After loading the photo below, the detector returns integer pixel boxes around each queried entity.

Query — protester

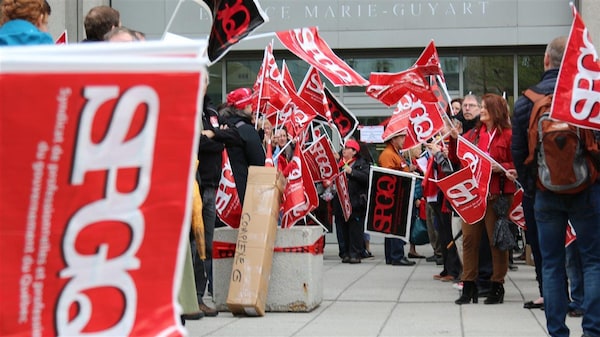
[378,130,415,266]
[425,131,462,283]
[450,97,463,116]
[219,87,265,204]
[0,0,53,46]
[273,127,292,170]
[104,26,138,42]
[451,93,517,305]
[83,5,120,42]
[332,139,370,264]
[512,35,600,337]
[405,146,426,259]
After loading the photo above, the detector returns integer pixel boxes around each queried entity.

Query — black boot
[455,281,478,304]
[484,282,505,304]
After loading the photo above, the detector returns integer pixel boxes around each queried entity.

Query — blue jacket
[511,68,559,196]
[0,19,53,46]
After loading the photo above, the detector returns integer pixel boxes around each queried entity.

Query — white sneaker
[452,281,463,290]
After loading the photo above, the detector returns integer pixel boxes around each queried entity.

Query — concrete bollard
[213,226,324,313]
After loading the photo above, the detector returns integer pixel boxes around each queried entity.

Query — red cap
[345,139,360,152]
[226,88,253,109]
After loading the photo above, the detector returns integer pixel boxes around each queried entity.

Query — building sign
[115,0,571,48]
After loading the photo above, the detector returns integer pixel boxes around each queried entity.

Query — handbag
[410,216,429,246]
[492,178,518,251]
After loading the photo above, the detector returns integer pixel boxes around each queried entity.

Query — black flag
[200,0,268,63]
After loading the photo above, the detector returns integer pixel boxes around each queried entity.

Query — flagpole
[162,0,185,40]
[306,213,329,233]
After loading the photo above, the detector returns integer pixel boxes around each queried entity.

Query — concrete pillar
[581,0,600,46]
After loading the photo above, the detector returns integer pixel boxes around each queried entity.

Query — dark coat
[511,68,559,196]
[222,114,265,203]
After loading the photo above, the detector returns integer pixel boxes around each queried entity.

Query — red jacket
[450,126,517,195]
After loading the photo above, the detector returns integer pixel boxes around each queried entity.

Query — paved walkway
[186,235,582,337]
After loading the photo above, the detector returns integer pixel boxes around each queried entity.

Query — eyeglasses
[462,103,480,109]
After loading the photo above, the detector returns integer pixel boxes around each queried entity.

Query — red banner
[0,63,203,336]
[215,150,242,228]
[552,6,600,131]
[276,26,369,87]
[213,236,325,258]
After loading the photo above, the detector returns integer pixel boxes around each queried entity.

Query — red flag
[435,136,493,224]
[0,58,203,336]
[280,145,318,228]
[215,150,243,228]
[55,30,67,44]
[413,40,445,81]
[366,68,437,107]
[276,26,369,87]
[552,5,600,131]
[381,93,445,150]
[335,172,352,221]
[435,166,488,224]
[254,43,290,112]
[303,135,338,183]
[456,136,493,197]
[509,188,527,230]
[430,75,450,115]
[298,66,331,121]
[324,87,359,141]
[199,0,268,63]
[565,222,577,247]
[265,141,274,167]
[281,60,297,94]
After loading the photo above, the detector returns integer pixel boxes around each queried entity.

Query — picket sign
[0,41,208,337]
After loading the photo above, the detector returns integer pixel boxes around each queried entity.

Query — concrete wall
[46,0,110,43]
[581,0,600,47]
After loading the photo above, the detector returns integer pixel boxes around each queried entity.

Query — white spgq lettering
[460,151,479,174]
[295,28,353,83]
[57,85,159,336]
[447,178,478,207]
[409,100,434,141]
[571,27,600,124]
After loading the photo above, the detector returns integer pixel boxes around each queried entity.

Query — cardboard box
[214,226,324,313]
[226,166,285,316]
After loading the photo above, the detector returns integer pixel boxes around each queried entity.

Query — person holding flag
[378,130,416,266]
[450,93,518,305]
[219,87,266,204]
[332,139,370,264]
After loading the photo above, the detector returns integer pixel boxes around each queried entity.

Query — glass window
[517,55,544,93]
[225,60,261,92]
[206,62,222,105]
[463,55,513,98]
[440,56,459,91]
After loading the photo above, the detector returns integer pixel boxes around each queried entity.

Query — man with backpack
[512,36,600,337]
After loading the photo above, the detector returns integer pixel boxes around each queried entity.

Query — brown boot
[199,302,219,317]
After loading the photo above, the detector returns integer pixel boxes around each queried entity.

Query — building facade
[45,0,597,123]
